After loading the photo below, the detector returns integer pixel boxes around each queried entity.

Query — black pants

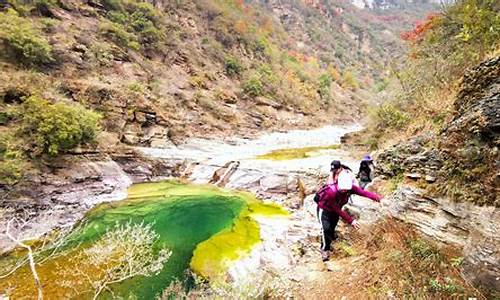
[317,207,339,251]
[360,179,371,189]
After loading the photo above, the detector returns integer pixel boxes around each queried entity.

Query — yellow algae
[126,180,247,200]
[190,200,288,279]
[190,214,260,279]
[0,180,288,299]
[247,201,288,217]
[255,144,340,160]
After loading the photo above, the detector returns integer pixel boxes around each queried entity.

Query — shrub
[89,42,114,66]
[407,238,443,262]
[342,70,359,90]
[100,21,140,50]
[318,73,332,100]
[242,76,264,98]
[0,133,26,184]
[106,10,128,24]
[18,96,101,156]
[100,0,124,11]
[189,73,209,89]
[0,9,53,65]
[224,56,243,77]
[428,277,462,294]
[102,1,164,48]
[33,0,58,16]
[374,103,410,130]
[327,64,342,83]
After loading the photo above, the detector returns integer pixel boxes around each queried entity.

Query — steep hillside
[0,0,438,186]
[254,0,438,86]
[361,0,499,205]
[0,0,364,185]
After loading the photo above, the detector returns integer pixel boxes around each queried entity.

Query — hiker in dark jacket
[317,170,382,261]
[357,155,374,189]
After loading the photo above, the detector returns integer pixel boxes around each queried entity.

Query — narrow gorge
[1,0,498,298]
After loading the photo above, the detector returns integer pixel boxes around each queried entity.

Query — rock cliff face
[387,187,499,291]
[375,56,500,292]
[378,56,500,206]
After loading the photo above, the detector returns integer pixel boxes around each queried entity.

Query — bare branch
[5,218,43,300]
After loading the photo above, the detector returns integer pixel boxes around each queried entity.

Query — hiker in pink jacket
[316,170,383,261]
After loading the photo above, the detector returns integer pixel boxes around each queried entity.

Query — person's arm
[351,185,382,202]
[330,204,354,224]
[324,188,354,224]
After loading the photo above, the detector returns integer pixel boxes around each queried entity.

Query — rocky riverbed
[1,122,498,296]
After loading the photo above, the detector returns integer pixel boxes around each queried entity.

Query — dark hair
[331,160,352,172]
[341,164,352,171]
[330,160,341,171]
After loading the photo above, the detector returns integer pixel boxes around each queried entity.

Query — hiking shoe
[321,250,329,261]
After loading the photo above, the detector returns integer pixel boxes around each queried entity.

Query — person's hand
[375,194,384,202]
[351,220,360,230]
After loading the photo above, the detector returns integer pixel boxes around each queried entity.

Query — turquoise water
[0,181,251,299]
[78,181,247,298]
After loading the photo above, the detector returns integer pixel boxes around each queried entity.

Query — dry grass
[300,218,486,299]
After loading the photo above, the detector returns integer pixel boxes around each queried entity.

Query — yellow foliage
[327,64,342,83]
[260,17,274,35]
[234,20,248,35]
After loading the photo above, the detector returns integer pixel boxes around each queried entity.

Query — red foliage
[400,13,440,43]
[235,0,244,8]
[287,50,310,63]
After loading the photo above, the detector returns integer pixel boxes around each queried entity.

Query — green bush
[374,104,410,130]
[0,133,25,184]
[100,22,140,50]
[407,238,442,261]
[127,1,158,24]
[242,76,264,98]
[100,0,124,11]
[106,10,128,24]
[33,0,58,15]
[102,1,164,48]
[428,277,462,294]
[224,57,243,77]
[318,73,332,100]
[19,96,101,156]
[0,9,53,65]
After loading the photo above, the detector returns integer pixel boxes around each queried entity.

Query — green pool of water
[0,180,287,299]
[256,144,340,160]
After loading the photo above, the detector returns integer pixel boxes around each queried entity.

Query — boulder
[259,174,298,194]
[121,123,142,145]
[96,131,120,151]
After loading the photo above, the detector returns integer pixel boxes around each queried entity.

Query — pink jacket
[317,184,381,224]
